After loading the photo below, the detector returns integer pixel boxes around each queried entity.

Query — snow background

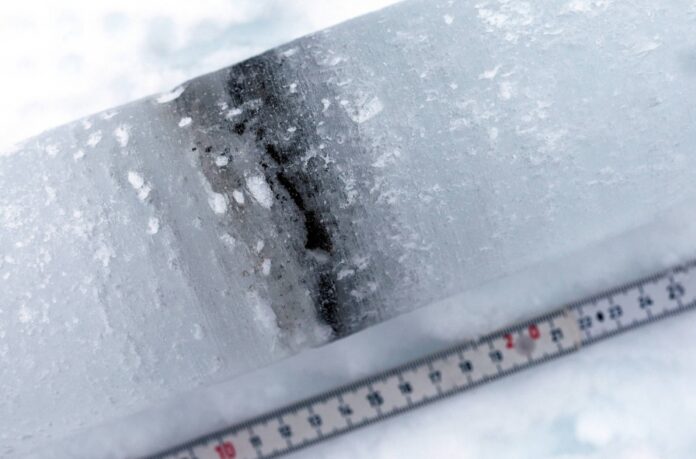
[0,0,398,149]
[4,1,696,458]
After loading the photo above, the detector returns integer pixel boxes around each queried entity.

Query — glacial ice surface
[3,0,696,456]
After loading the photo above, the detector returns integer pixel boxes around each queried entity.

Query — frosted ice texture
[4,0,696,454]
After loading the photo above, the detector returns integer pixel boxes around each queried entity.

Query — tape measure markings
[148,259,696,459]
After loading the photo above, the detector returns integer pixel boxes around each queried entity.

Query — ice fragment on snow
[246,175,273,209]
[232,189,245,205]
[444,14,454,24]
[208,192,228,215]
[178,117,192,128]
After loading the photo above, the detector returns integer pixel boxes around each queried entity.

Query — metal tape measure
[147,259,696,459]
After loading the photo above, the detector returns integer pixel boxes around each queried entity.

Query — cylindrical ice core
[3,0,696,454]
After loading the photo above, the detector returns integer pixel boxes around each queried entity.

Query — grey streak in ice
[3,0,696,454]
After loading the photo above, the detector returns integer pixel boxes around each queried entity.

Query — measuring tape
[146,259,696,459]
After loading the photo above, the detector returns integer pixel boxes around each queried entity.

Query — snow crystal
[44,186,57,204]
[498,81,515,100]
[45,144,60,157]
[247,291,279,335]
[261,258,272,276]
[127,171,151,201]
[337,268,355,280]
[575,410,616,447]
[342,95,384,124]
[372,149,401,168]
[127,170,145,190]
[246,175,273,209]
[443,14,454,24]
[178,117,192,128]
[281,47,298,57]
[93,243,114,268]
[101,111,118,120]
[156,86,186,104]
[321,98,331,112]
[87,130,103,147]
[633,40,662,55]
[191,323,205,340]
[226,108,243,119]
[478,64,501,80]
[17,304,36,324]
[220,233,236,249]
[214,155,229,167]
[147,217,160,235]
[73,149,85,160]
[564,0,612,14]
[114,125,130,147]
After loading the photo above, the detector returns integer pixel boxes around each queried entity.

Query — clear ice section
[3,0,696,454]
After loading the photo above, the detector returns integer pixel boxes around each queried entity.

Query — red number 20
[215,441,236,459]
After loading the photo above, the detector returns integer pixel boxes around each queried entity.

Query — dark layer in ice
[170,49,405,336]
